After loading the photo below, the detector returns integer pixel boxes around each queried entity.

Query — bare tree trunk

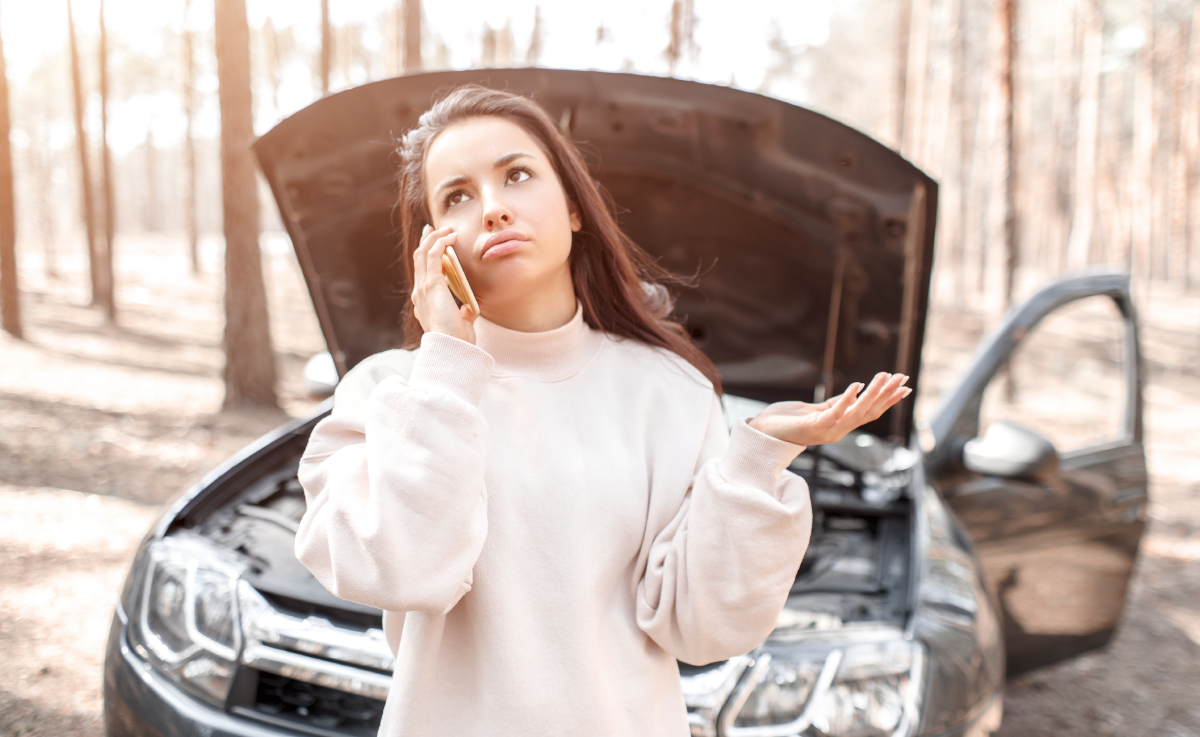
[888,0,913,150]
[902,0,930,161]
[215,0,278,409]
[1131,0,1156,288]
[526,6,543,66]
[37,121,57,279]
[402,0,421,72]
[666,0,695,77]
[143,130,159,232]
[1184,6,1200,290]
[183,0,199,273]
[1168,21,1189,284]
[67,0,103,309]
[0,3,21,338]
[320,0,332,95]
[98,0,115,322]
[996,0,1018,314]
[948,0,970,306]
[1049,0,1078,274]
[1067,0,1102,271]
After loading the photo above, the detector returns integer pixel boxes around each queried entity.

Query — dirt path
[0,233,1197,736]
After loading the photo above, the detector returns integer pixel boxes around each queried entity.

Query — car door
[924,272,1147,678]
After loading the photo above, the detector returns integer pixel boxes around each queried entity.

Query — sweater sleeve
[293,332,495,614]
[636,393,813,665]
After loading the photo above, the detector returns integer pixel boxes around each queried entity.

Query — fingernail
[421,224,431,237]
[899,375,909,386]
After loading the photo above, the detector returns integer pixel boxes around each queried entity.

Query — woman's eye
[445,191,470,208]
[507,169,531,185]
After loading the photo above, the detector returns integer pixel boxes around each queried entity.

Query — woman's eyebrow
[433,153,534,197]
[493,151,534,168]
[433,175,468,197]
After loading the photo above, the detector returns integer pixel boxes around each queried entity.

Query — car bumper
[103,608,289,737]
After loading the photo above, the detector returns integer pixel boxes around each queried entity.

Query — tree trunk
[1049,0,1078,274]
[997,0,1018,313]
[902,0,930,161]
[98,0,115,322]
[143,131,158,232]
[1067,0,1102,271]
[320,0,332,95]
[215,0,278,409]
[526,6,543,66]
[891,0,913,150]
[1131,0,1156,287]
[1184,6,1200,290]
[0,3,21,338]
[67,0,103,310]
[666,0,694,77]
[947,0,969,306]
[183,0,199,273]
[402,0,421,72]
[1168,21,1189,284]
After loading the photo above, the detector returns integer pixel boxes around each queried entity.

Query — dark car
[102,69,1147,737]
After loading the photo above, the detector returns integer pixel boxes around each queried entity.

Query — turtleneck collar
[473,303,606,381]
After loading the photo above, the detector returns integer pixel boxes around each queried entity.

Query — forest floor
[0,232,1198,736]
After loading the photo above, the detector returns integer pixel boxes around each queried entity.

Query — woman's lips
[481,230,528,259]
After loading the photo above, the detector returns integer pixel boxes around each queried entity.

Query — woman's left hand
[748,372,912,447]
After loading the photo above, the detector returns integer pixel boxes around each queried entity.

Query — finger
[844,373,904,426]
[867,386,912,421]
[828,382,862,419]
[425,232,457,282]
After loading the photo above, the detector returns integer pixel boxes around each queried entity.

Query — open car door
[925,272,1147,678]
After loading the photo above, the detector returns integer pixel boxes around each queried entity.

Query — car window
[978,295,1126,454]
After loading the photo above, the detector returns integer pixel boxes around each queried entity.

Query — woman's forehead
[424,117,549,182]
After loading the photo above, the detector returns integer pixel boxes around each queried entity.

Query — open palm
[748,372,912,447]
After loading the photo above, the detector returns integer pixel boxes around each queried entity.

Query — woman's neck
[479,269,578,333]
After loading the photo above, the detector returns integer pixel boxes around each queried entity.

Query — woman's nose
[482,195,513,230]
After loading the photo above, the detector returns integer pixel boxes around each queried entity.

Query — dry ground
[1,233,1198,736]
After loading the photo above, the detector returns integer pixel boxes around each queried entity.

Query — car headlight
[716,631,924,737]
[127,534,245,706]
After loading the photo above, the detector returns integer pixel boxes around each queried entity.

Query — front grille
[249,671,385,736]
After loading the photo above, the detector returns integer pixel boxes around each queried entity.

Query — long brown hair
[395,84,722,393]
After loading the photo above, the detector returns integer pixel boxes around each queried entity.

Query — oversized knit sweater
[294,305,813,736]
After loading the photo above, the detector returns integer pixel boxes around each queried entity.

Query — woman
[294,85,910,736]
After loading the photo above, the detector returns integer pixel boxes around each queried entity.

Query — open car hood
[253,69,937,440]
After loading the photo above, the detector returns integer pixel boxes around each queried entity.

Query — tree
[183,0,200,273]
[1048,0,1078,273]
[665,0,695,77]
[995,0,1018,312]
[0,1,22,338]
[1184,6,1200,290]
[98,0,116,322]
[890,0,913,149]
[402,0,421,72]
[320,0,331,94]
[1066,0,1102,270]
[67,0,107,312]
[215,0,278,408]
[901,0,930,160]
[1130,0,1156,285]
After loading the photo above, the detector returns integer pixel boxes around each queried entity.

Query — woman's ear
[568,200,582,232]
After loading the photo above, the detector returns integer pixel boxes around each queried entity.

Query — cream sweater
[294,305,813,736]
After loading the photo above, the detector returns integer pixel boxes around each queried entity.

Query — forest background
[1,0,1199,735]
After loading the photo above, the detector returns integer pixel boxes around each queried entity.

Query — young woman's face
[423,116,581,314]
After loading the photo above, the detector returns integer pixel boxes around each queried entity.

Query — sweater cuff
[408,332,495,406]
[718,419,806,494]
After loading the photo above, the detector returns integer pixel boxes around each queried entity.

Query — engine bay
[184,399,917,640]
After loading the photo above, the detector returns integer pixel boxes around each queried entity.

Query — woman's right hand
[412,225,478,344]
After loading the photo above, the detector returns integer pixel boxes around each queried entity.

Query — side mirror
[962,421,1060,483]
[304,351,339,398]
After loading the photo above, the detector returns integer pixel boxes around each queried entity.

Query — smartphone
[441,244,480,316]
